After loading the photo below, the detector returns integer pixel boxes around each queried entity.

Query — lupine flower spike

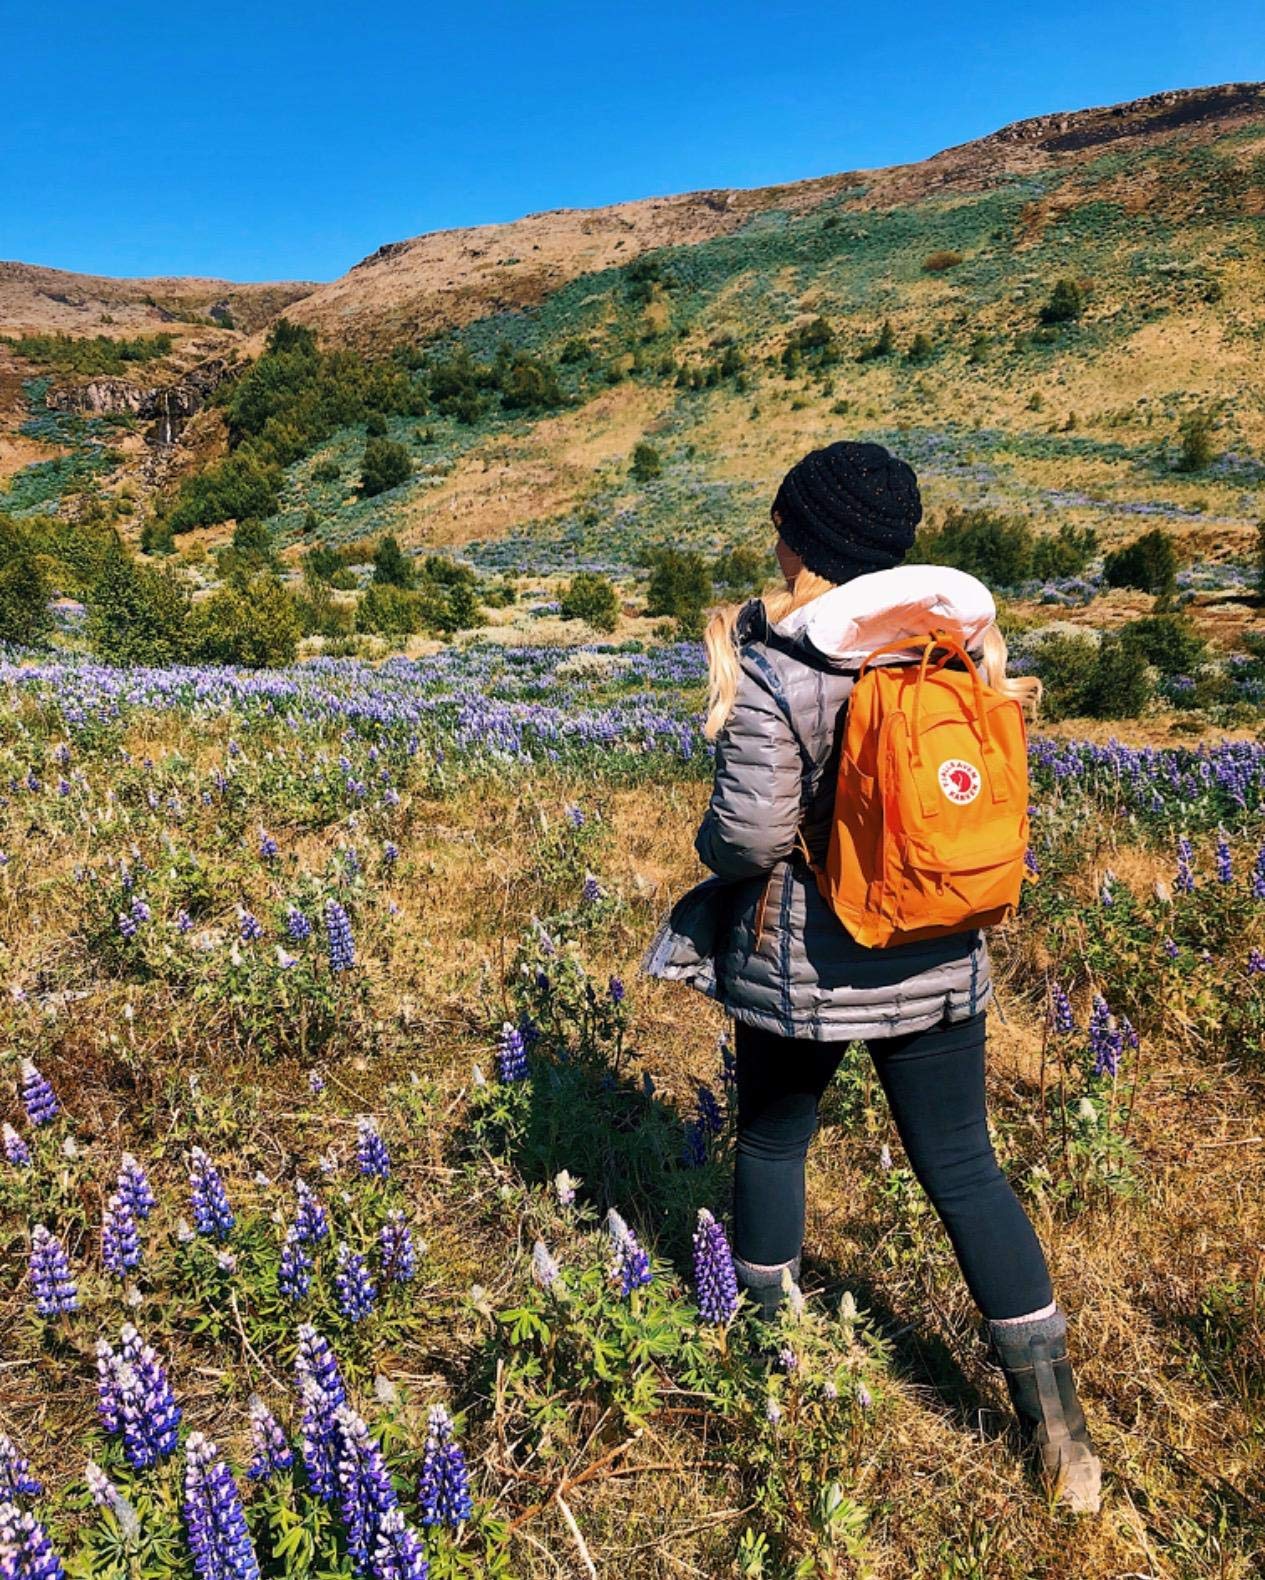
[378,1210,416,1284]
[19,1060,58,1127]
[278,1225,313,1303]
[295,1326,347,1503]
[182,1432,261,1580]
[0,1436,41,1503]
[531,1240,561,1291]
[355,1117,390,1179]
[246,1398,294,1482]
[372,1506,430,1580]
[117,1153,156,1219]
[692,1210,739,1325]
[293,1179,329,1243]
[96,1328,182,1469]
[496,1021,528,1083]
[334,1246,376,1322]
[102,1194,142,1279]
[29,1226,78,1316]
[0,1501,65,1580]
[2,1124,30,1169]
[606,1209,652,1297]
[84,1460,140,1538]
[417,1405,473,1528]
[335,1406,398,1571]
[189,1149,235,1240]
[325,900,355,972]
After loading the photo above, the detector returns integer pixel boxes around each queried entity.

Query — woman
[646,440,1100,1513]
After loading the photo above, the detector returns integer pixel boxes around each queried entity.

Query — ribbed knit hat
[773,441,922,583]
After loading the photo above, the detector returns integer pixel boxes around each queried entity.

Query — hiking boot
[989,1309,1102,1514]
[734,1254,801,1321]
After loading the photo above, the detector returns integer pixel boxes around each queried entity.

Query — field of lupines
[1,640,1264,1577]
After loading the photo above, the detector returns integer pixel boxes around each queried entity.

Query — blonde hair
[702,573,1040,740]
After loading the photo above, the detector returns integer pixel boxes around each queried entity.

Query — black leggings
[732,1012,1053,1321]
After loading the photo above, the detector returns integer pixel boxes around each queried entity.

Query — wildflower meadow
[0,640,1263,1577]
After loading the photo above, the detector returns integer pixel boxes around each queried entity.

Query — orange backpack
[813,633,1031,948]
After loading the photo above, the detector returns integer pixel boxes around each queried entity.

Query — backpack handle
[910,633,992,758]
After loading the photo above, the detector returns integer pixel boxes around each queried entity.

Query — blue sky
[5,2,1262,282]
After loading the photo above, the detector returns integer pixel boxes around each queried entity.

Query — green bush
[922,250,963,273]
[1119,613,1207,675]
[88,539,190,665]
[1030,522,1098,580]
[187,573,300,666]
[1039,278,1085,325]
[372,533,415,588]
[1175,410,1217,473]
[646,548,712,624]
[0,550,52,647]
[1103,529,1177,598]
[215,519,278,585]
[415,557,483,634]
[168,453,281,533]
[1031,631,1152,719]
[294,584,354,639]
[630,443,663,482]
[713,545,770,596]
[914,508,1035,587]
[496,351,569,413]
[782,317,839,372]
[560,572,619,633]
[360,438,413,498]
[857,320,896,362]
[3,332,173,374]
[364,411,388,438]
[312,458,341,484]
[906,331,934,363]
[357,582,422,638]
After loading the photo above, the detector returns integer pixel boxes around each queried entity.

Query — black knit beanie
[772,440,921,583]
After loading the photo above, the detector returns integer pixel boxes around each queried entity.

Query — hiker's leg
[864,1011,1051,1319]
[732,1020,842,1313]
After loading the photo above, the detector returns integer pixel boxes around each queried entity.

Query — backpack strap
[743,646,824,872]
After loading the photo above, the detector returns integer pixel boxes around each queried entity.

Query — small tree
[857,320,896,362]
[187,573,300,667]
[360,438,413,498]
[646,548,712,630]
[906,332,934,363]
[1175,410,1217,473]
[914,508,1034,587]
[372,534,415,588]
[0,550,52,648]
[560,572,619,633]
[88,539,189,665]
[357,583,422,638]
[922,250,963,273]
[1103,529,1177,599]
[713,545,769,596]
[630,443,662,482]
[1040,278,1085,325]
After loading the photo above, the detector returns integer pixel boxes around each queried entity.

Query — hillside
[3,80,1264,608]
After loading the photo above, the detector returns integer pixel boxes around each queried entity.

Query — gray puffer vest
[643,601,991,1041]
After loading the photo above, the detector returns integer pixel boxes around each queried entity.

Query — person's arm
[695,660,803,880]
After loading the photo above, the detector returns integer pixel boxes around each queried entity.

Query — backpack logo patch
[938,758,981,805]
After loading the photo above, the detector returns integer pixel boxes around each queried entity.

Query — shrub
[646,548,712,624]
[357,582,422,638]
[560,572,619,633]
[782,317,839,372]
[413,557,484,635]
[713,545,769,596]
[1032,631,1152,719]
[87,539,190,664]
[1175,410,1217,473]
[496,351,568,413]
[1030,522,1098,580]
[215,519,277,585]
[295,584,354,639]
[372,534,415,588]
[906,332,934,363]
[1040,278,1085,325]
[139,519,175,555]
[914,507,1035,587]
[1119,614,1207,676]
[0,550,52,648]
[312,458,341,483]
[187,573,300,666]
[1103,529,1177,598]
[630,443,662,482]
[365,411,388,438]
[857,320,896,361]
[168,453,281,533]
[303,544,345,584]
[360,438,413,498]
[922,250,963,273]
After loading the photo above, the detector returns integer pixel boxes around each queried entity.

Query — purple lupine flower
[1163,937,1180,961]
[286,907,312,943]
[680,1120,707,1169]
[371,1506,430,1580]
[3,1124,30,1169]
[334,1246,376,1323]
[19,1061,58,1127]
[335,1406,398,1571]
[117,1153,156,1220]
[416,1405,472,1529]
[1175,836,1195,894]
[0,1502,65,1580]
[189,1149,234,1240]
[606,1210,652,1297]
[1049,983,1076,1036]
[1254,846,1265,901]
[84,1460,136,1531]
[295,1326,347,1503]
[856,1382,873,1410]
[695,1084,724,1137]
[608,976,625,1005]
[1088,995,1124,1079]
[692,1209,739,1325]
[580,873,604,904]
[259,832,279,862]
[554,1170,577,1207]
[496,1022,528,1083]
[1216,831,1232,883]
[117,898,150,939]
[355,1117,390,1179]
[0,1436,42,1503]
[378,1211,416,1284]
[1249,949,1265,975]
[1099,870,1115,906]
[182,1432,261,1580]
[531,1240,561,1291]
[382,841,399,869]
[246,1398,294,1482]
[28,1226,78,1317]
[101,1193,142,1280]
[176,909,193,935]
[293,1179,329,1244]
[238,909,263,943]
[97,1327,181,1469]
[324,901,355,972]
[278,1226,313,1303]
[565,805,585,829]
[308,1069,326,1096]
[1024,846,1039,878]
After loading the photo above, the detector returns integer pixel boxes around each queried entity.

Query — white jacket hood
[774,564,995,666]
